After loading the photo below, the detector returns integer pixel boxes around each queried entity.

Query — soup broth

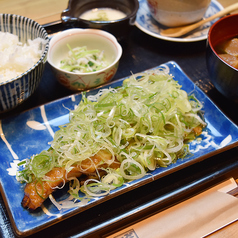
[215,36,238,69]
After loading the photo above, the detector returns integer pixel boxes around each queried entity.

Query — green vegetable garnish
[60,45,108,73]
[17,68,206,207]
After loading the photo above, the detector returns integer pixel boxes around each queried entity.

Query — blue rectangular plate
[1,61,238,236]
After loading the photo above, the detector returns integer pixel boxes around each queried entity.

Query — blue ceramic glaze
[1,61,238,236]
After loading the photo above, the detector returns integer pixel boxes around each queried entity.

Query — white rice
[0,32,46,83]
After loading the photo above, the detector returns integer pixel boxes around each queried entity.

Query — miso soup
[215,36,238,69]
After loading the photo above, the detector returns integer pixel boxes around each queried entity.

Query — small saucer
[135,0,224,42]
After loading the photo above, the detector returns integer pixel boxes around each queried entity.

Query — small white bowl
[146,0,211,27]
[47,28,122,91]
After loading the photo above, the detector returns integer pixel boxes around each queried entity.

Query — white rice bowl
[0,13,49,113]
[0,32,47,83]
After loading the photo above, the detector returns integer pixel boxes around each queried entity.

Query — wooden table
[0,0,68,25]
[1,0,238,237]
[1,0,238,25]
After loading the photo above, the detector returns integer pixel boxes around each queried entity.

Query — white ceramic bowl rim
[0,14,49,86]
[47,28,122,75]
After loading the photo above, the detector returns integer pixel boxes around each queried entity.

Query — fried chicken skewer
[22,151,120,210]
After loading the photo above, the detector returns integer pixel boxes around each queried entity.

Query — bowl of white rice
[0,14,49,113]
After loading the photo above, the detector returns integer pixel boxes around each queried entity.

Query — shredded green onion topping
[17,68,206,206]
[60,44,109,73]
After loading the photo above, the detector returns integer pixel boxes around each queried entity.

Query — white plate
[135,0,224,42]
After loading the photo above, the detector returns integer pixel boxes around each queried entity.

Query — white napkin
[106,178,238,238]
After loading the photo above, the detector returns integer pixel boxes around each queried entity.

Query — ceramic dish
[61,0,139,40]
[0,14,49,113]
[135,0,223,42]
[206,14,238,102]
[1,61,238,237]
[47,28,122,91]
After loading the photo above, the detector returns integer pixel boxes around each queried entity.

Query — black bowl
[61,0,139,40]
[206,14,238,102]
